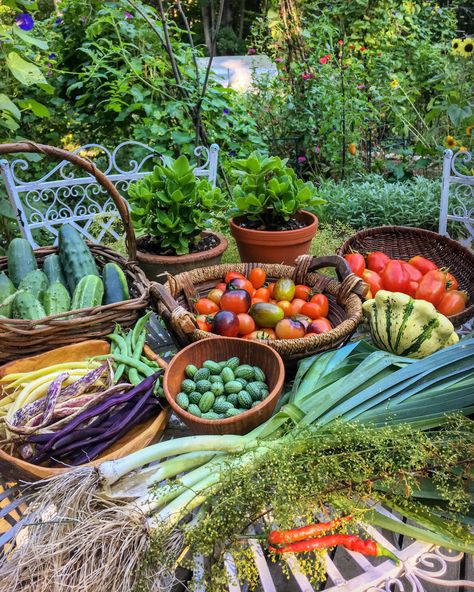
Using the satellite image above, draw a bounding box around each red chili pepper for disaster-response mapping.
[268,515,352,545]
[268,534,399,564]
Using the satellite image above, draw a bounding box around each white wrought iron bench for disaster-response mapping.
[0,141,219,248]
[439,148,473,248]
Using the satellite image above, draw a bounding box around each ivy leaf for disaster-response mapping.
[6,52,46,86]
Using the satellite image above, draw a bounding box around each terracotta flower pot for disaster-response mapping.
[136,231,228,282]
[230,210,318,264]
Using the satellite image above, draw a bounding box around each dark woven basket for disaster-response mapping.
[0,142,149,362]
[152,255,366,365]
[338,226,474,326]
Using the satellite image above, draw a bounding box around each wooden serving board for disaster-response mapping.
[0,340,170,480]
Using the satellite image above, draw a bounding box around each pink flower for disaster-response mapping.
[314,146,321,154]
[275,57,283,63]
[124,11,133,19]
[319,56,329,65]
[248,48,256,55]
[338,39,344,45]
[301,72,315,80]
[356,84,366,89]
[298,156,307,163]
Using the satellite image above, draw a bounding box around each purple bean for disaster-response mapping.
[29,373,160,462]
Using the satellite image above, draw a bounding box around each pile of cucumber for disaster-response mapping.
[176,357,270,420]
[0,224,130,321]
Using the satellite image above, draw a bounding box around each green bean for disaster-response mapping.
[132,311,152,351]
[124,330,134,357]
[108,333,128,355]
[128,369,143,385]
[133,330,147,360]
[95,354,157,377]
[114,363,126,382]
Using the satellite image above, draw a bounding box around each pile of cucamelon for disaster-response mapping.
[176,357,270,419]
[0,224,130,321]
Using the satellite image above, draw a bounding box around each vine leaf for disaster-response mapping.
[6,52,46,86]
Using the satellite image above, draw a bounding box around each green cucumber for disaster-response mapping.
[176,392,190,410]
[181,379,196,394]
[237,391,253,409]
[12,292,46,320]
[71,275,104,311]
[235,365,254,380]
[43,254,68,289]
[43,282,71,316]
[58,224,99,292]
[194,368,211,381]
[199,391,215,413]
[103,262,130,304]
[224,380,243,394]
[0,272,16,317]
[202,360,222,375]
[19,270,49,302]
[7,238,37,287]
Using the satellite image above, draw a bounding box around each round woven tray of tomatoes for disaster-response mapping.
[193,269,332,340]
[344,251,468,316]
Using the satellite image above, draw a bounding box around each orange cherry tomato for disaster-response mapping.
[243,329,276,340]
[225,271,245,283]
[446,272,459,291]
[408,256,437,276]
[220,289,251,314]
[251,297,267,305]
[237,313,256,335]
[289,298,306,316]
[362,269,383,296]
[207,288,223,305]
[249,267,266,289]
[194,298,220,315]
[277,300,292,317]
[300,302,325,320]
[309,293,329,317]
[405,280,419,298]
[294,284,311,301]
[307,318,332,334]
[215,282,227,292]
[196,315,212,332]
[415,269,447,306]
[267,282,275,297]
[275,318,306,339]
[227,277,255,295]
[254,287,270,301]
[437,290,467,316]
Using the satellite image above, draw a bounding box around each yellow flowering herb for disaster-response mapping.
[466,126,473,137]
[390,79,399,89]
[460,38,473,58]
[445,136,458,148]
[451,38,462,54]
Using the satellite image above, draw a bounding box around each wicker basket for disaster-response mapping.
[338,226,474,326]
[152,254,366,364]
[0,142,149,362]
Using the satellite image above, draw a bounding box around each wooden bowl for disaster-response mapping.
[163,338,285,435]
[0,340,170,481]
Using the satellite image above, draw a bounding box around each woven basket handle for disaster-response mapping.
[294,254,368,302]
[150,282,197,337]
[0,141,137,260]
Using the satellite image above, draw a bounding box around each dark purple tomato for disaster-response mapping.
[212,310,240,337]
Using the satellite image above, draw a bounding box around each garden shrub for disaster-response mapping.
[316,174,444,233]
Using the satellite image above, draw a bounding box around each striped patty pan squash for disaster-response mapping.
[362,290,459,359]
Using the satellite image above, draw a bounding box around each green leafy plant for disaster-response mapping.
[230,151,325,230]
[128,155,226,255]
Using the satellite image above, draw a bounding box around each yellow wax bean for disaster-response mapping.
[0,361,100,389]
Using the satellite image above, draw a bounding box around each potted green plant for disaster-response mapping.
[129,155,228,279]
[229,152,325,263]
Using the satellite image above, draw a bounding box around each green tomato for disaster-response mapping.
[273,278,296,301]
[249,302,284,328]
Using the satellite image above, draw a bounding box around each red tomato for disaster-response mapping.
[220,289,251,314]
[381,260,409,293]
[254,287,270,301]
[196,315,212,332]
[344,253,365,277]
[207,288,223,305]
[237,313,256,335]
[242,329,276,340]
[294,284,311,301]
[362,269,383,296]
[307,318,332,334]
[402,262,423,283]
[212,310,240,337]
[224,271,245,283]
[301,302,325,320]
[367,251,390,274]
[408,256,437,276]
[405,280,419,298]
[249,267,266,289]
[215,282,227,292]
[446,272,459,291]
[227,277,255,295]
[436,290,467,316]
[309,293,329,317]
[277,300,292,317]
[274,318,306,339]
[251,297,267,305]
[267,282,275,297]
[415,270,447,306]
[194,298,220,315]
[289,298,306,316]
